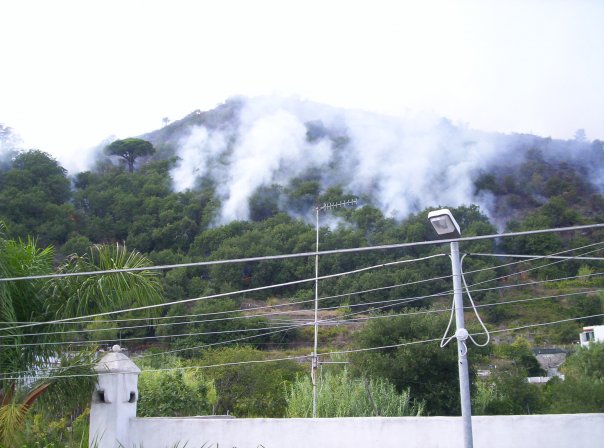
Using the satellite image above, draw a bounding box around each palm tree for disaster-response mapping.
[0,227,163,446]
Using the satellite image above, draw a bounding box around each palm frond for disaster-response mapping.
[0,402,28,447]
[49,243,163,318]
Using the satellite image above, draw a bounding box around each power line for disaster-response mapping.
[4,243,599,360]
[4,233,604,380]
[0,322,298,347]
[309,268,604,329]
[344,289,604,324]
[0,267,451,327]
[1,223,602,283]
[4,284,602,377]
[6,313,602,381]
[0,253,448,333]
[7,244,604,345]
[469,253,604,261]
[0,320,309,379]
[5,269,602,355]
[462,243,604,292]
[5,262,603,342]
[2,240,602,332]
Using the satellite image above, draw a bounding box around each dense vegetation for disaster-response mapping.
[0,118,603,446]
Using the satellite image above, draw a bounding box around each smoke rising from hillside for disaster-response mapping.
[168,96,595,224]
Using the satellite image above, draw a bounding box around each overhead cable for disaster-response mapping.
[2,240,602,331]
[0,253,447,333]
[1,223,602,283]
[7,313,602,381]
[0,243,602,346]
[5,264,603,341]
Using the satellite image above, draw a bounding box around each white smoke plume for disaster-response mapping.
[171,126,229,191]
[169,96,583,223]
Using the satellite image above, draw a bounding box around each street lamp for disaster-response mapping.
[427,209,461,238]
[428,208,473,448]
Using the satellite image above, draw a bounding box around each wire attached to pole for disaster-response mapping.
[461,255,490,347]
[440,254,491,349]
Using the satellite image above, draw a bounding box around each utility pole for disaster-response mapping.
[450,240,473,448]
[312,199,356,418]
[428,209,473,448]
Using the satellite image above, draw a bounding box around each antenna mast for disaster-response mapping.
[312,198,357,418]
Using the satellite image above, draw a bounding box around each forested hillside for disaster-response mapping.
[1,100,603,445]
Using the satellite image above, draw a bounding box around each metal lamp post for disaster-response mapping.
[428,209,474,448]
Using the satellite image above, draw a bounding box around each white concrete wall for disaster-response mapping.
[128,414,604,448]
[91,352,604,448]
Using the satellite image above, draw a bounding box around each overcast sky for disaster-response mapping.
[1,0,603,171]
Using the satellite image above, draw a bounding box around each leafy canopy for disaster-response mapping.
[105,138,155,173]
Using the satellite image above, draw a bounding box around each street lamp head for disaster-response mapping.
[428,208,461,238]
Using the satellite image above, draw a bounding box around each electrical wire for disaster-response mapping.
[2,223,601,284]
[2,240,602,331]
[0,322,298,347]
[2,243,598,368]
[341,289,604,325]
[6,312,602,381]
[9,271,601,353]
[0,320,310,379]
[462,256,490,347]
[0,253,447,333]
[3,272,602,376]
[2,231,602,363]
[2,236,600,380]
[5,266,603,343]
[469,253,604,262]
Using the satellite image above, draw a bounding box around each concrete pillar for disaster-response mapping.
[89,345,140,448]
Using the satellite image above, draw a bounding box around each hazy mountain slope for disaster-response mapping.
[141,96,604,227]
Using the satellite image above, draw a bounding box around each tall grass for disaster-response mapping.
[285,369,424,417]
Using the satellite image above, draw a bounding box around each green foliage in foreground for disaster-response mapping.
[286,368,424,417]
[0,227,165,447]
[474,368,544,415]
[199,347,305,417]
[136,349,305,418]
[19,408,90,448]
[138,370,215,417]
[493,337,545,376]
[350,312,481,416]
[544,342,604,413]
[475,342,604,415]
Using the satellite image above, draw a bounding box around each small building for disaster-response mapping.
[532,347,567,379]
[579,325,604,347]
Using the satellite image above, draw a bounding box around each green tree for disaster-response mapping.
[0,150,73,245]
[105,138,155,173]
[137,370,214,417]
[562,342,604,380]
[495,337,545,376]
[73,160,214,252]
[474,368,543,415]
[199,347,304,417]
[0,230,164,446]
[544,377,604,413]
[543,343,604,413]
[248,184,283,221]
[350,312,476,416]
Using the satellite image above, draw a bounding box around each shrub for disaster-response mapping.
[286,368,424,417]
